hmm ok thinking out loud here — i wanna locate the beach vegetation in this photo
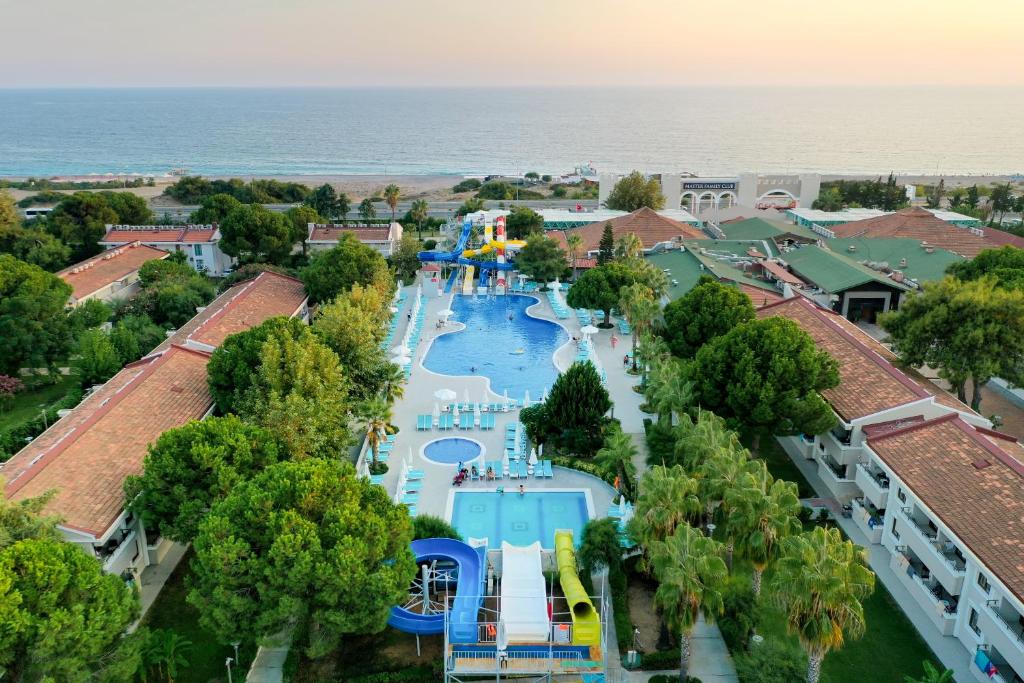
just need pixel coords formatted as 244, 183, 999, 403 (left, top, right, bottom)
661, 275, 755, 358
452, 178, 482, 193
218, 203, 295, 264
0, 254, 73, 375
514, 233, 567, 288
1, 176, 153, 192
299, 232, 392, 304
126, 415, 282, 543
190, 192, 242, 224
604, 171, 666, 211
165, 175, 309, 205
504, 205, 544, 239
880, 275, 1024, 411
383, 183, 401, 220
520, 361, 612, 456
686, 317, 839, 454
187, 458, 416, 659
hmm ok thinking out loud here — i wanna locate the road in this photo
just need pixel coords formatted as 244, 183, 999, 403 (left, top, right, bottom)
152, 198, 599, 220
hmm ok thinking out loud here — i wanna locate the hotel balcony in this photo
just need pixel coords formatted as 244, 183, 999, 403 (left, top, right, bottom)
820, 428, 861, 467
851, 498, 884, 544
99, 529, 141, 577
816, 455, 860, 502
890, 550, 958, 636
895, 509, 966, 595
972, 643, 1023, 683
979, 600, 1024, 678
854, 462, 890, 509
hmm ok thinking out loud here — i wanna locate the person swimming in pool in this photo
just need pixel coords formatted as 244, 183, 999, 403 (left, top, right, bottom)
470, 366, 477, 373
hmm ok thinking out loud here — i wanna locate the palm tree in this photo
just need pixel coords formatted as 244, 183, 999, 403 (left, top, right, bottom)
629, 465, 702, 553
566, 233, 583, 281
619, 283, 660, 373
903, 661, 954, 683
410, 199, 429, 239
595, 428, 638, 496
650, 524, 727, 683
637, 332, 671, 389
149, 629, 192, 683
696, 442, 756, 564
771, 526, 876, 683
381, 362, 406, 405
614, 232, 644, 260
361, 397, 395, 466
726, 474, 801, 594
359, 197, 377, 221
383, 184, 401, 220
647, 358, 692, 426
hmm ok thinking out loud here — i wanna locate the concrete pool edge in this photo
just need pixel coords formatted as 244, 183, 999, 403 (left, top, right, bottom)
416, 293, 576, 398
444, 487, 597, 547
419, 435, 486, 466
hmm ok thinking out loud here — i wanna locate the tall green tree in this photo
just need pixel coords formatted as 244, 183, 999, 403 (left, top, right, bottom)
382, 184, 400, 220
604, 171, 666, 211
99, 191, 155, 225
567, 261, 658, 327
687, 318, 839, 453
577, 518, 624, 576
771, 527, 875, 683
313, 286, 390, 403
218, 204, 294, 264
726, 474, 801, 595
515, 234, 567, 289
880, 276, 1024, 411
597, 223, 614, 265
283, 205, 322, 253
629, 465, 702, 551
191, 193, 243, 224
0, 255, 73, 375
0, 537, 140, 682
207, 316, 312, 414
74, 328, 121, 387
989, 182, 1015, 224
409, 199, 429, 239
594, 427, 638, 495
614, 232, 644, 260
505, 206, 544, 240
650, 524, 727, 682
390, 234, 422, 283
121, 258, 216, 328
0, 224, 71, 271
0, 189, 18, 229
126, 416, 283, 543
661, 276, 755, 358
519, 361, 611, 456
46, 192, 119, 261
0, 490, 61, 549
187, 458, 416, 658
305, 184, 344, 219
299, 233, 392, 304
947, 245, 1024, 290
619, 282, 660, 371
358, 198, 377, 221
643, 357, 693, 427
565, 233, 583, 280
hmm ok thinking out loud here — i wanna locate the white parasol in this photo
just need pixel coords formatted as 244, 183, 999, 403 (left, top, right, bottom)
392, 344, 410, 355
502, 449, 510, 477
503, 389, 510, 411
438, 308, 454, 318
453, 403, 460, 420
435, 388, 457, 401
522, 390, 531, 409
433, 402, 441, 419
390, 354, 411, 365
389, 306, 399, 314
464, 387, 471, 406
529, 448, 538, 466
581, 325, 599, 336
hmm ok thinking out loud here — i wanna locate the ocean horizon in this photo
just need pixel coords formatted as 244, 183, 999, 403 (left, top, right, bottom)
1, 86, 1022, 178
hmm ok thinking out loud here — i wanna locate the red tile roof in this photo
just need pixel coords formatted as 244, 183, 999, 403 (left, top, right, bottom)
308, 223, 396, 243
735, 282, 784, 307
830, 207, 1001, 258
155, 271, 308, 352
102, 225, 218, 244
868, 414, 1024, 603
758, 260, 804, 285
549, 207, 705, 254
756, 296, 969, 421
58, 242, 168, 300
1, 346, 213, 537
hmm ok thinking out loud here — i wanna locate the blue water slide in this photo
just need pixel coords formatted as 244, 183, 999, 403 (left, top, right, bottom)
418, 219, 474, 263
388, 537, 487, 642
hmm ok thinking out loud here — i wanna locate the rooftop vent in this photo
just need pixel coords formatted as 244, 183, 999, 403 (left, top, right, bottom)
972, 459, 992, 470
847, 245, 857, 252
899, 257, 908, 268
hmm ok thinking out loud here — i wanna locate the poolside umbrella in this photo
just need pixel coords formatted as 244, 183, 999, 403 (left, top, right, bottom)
514, 423, 523, 455
407, 446, 414, 468
541, 386, 549, 403
481, 389, 489, 408
389, 306, 399, 314
435, 388, 457, 402
474, 402, 481, 425
438, 308, 454, 319
464, 387, 471, 406
522, 390, 531, 409
502, 449, 510, 477
453, 403, 460, 420
503, 389, 510, 411
538, 442, 543, 456
390, 354, 411, 365
581, 325, 599, 337
619, 495, 627, 516
392, 344, 410, 355
529, 448, 538, 466
433, 402, 441, 419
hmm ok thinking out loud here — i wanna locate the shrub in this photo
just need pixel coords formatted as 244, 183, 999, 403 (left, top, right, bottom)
638, 648, 679, 670
610, 564, 632, 655
0, 375, 25, 410
716, 578, 760, 652
733, 638, 807, 683
549, 455, 616, 487
422, 239, 437, 250
451, 178, 482, 193
347, 662, 444, 682
650, 676, 702, 683
541, 174, 552, 182
412, 515, 461, 540
644, 419, 677, 466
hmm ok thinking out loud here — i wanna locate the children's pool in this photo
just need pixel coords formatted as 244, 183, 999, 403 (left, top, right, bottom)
423, 294, 567, 400
422, 437, 482, 465
448, 490, 591, 549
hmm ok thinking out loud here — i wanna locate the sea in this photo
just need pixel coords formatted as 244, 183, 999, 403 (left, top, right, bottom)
1, 87, 1022, 178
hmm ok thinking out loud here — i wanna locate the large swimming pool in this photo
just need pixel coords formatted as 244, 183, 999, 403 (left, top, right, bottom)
449, 490, 590, 549
423, 295, 567, 399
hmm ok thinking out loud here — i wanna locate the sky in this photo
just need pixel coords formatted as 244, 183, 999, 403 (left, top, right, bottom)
1, 0, 1021, 87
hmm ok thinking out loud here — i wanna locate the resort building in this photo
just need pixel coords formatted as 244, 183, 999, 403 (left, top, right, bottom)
646, 240, 785, 304
306, 221, 403, 257
0, 272, 308, 586
786, 206, 982, 230
466, 207, 701, 230
99, 224, 235, 276
597, 172, 823, 213
546, 207, 705, 256
716, 216, 820, 245
56, 241, 168, 306
756, 295, 1024, 681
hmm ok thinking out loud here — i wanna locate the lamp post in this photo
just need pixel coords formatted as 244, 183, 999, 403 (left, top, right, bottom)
225, 657, 234, 683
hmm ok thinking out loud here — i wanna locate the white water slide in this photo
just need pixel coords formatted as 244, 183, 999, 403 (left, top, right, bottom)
498, 541, 550, 644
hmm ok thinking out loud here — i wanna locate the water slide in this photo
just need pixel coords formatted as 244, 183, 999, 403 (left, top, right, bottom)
388, 537, 487, 643
462, 265, 476, 294
417, 218, 519, 272
499, 541, 550, 643
554, 530, 600, 646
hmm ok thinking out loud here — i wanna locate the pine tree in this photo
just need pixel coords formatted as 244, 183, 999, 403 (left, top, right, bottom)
597, 223, 614, 265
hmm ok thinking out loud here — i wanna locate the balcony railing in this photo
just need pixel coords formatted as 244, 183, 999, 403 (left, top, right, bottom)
900, 509, 966, 575
987, 602, 1024, 648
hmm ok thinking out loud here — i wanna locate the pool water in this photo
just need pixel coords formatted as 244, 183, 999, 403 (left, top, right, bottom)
422, 438, 482, 465
423, 294, 567, 400
450, 490, 590, 549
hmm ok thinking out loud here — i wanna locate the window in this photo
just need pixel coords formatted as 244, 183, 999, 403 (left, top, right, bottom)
195, 259, 206, 272
977, 573, 991, 593
193, 244, 203, 256
968, 608, 981, 635
891, 516, 900, 540
897, 488, 906, 503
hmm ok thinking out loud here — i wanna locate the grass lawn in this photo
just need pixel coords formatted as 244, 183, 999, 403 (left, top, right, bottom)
142, 551, 256, 683
0, 374, 78, 432
753, 434, 816, 498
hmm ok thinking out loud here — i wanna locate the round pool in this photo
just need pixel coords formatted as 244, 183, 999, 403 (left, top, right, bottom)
422, 438, 483, 465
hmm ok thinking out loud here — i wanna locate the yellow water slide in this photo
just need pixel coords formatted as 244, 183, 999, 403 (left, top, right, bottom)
461, 265, 475, 294
461, 239, 527, 259
554, 530, 600, 646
